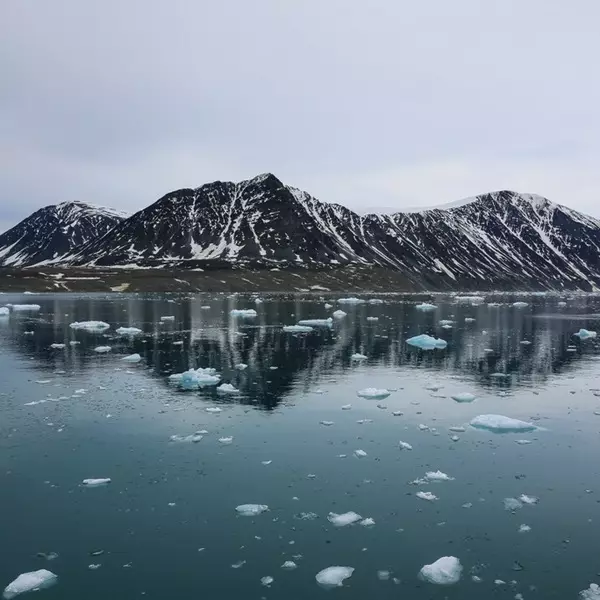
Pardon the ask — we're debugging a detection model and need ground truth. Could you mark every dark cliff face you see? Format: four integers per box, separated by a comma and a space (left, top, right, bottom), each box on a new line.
4, 176, 600, 291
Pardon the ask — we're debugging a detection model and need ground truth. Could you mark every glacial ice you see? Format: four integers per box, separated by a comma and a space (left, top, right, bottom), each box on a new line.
406, 334, 447, 350
205, 407, 222, 413
328, 511, 362, 526
50, 343, 65, 349
579, 583, 600, 598
230, 309, 257, 318
283, 325, 313, 333
93, 346, 111, 353
368, 298, 384, 304
217, 383, 240, 394
452, 392, 476, 403
218, 436, 234, 444
235, 363, 248, 370
10, 304, 41, 312
519, 524, 531, 533
171, 368, 221, 389
315, 566, 355, 588
121, 353, 141, 363
236, 504, 269, 516
351, 353, 367, 360
338, 297, 365, 304
281, 561, 297, 570
170, 432, 203, 443
519, 494, 538, 505
512, 302, 529, 308
70, 321, 110, 332
115, 327, 142, 335
3, 570, 57, 599
0, 307, 8, 316
575, 329, 597, 340
504, 497, 523, 511
357, 388, 391, 400
354, 449, 367, 458
260, 576, 273, 586
416, 491, 438, 501
332, 310, 347, 318
297, 318, 333, 327
415, 302, 437, 311
360, 517, 375, 526
398, 441, 413, 450
470, 414, 537, 433
82, 478, 111, 486
160, 316, 175, 322
419, 556, 462, 585
425, 470, 454, 482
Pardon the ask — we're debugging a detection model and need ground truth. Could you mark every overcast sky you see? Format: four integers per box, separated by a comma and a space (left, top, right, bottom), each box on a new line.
2, 0, 599, 232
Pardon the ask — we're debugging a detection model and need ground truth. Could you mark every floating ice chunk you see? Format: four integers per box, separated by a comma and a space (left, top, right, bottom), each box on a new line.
419, 556, 462, 585
261, 460, 272, 465
351, 353, 367, 361
452, 392, 476, 403
0, 307, 9, 316
357, 388, 390, 400
281, 561, 297, 570
392, 410, 403, 416
416, 491, 438, 501
425, 383, 444, 391
236, 504, 268, 516
297, 318, 333, 327
205, 407, 222, 413
50, 343, 65, 349
338, 297, 365, 305
398, 441, 413, 450
519, 494, 538, 505
558, 301, 567, 307
218, 436, 233, 444
332, 310, 347, 319
490, 372, 509, 378
515, 439, 533, 445
254, 298, 264, 304
575, 329, 597, 340
324, 303, 333, 309
160, 315, 175, 322
418, 424, 429, 431
520, 340, 532, 345
455, 295, 484, 304
366, 316, 379, 322
328, 511, 362, 526
170, 432, 203, 443
3, 569, 57, 599
470, 414, 537, 433
465, 317, 476, 323
11, 304, 41, 312
115, 327, 142, 336
175, 368, 221, 389
283, 325, 313, 333
519, 524, 531, 533
439, 319, 454, 326
504, 497, 523, 511
512, 301, 529, 308
425, 470, 454, 482
449, 426, 466, 432
341, 404, 352, 410
368, 298, 384, 304
235, 363, 248, 370
316, 566, 354, 588
260, 576, 273, 586
320, 420, 334, 426
406, 334, 447, 350
230, 309, 257, 318
580, 584, 600, 599
69, 341, 80, 346
82, 478, 111, 487
121, 353, 141, 363
70, 320, 110, 332
217, 383, 240, 394
360, 517, 375, 526
416, 302, 437, 311
354, 449, 367, 458
94, 346, 111, 353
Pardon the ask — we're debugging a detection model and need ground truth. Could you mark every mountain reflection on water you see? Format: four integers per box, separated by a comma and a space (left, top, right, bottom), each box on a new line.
1, 292, 600, 409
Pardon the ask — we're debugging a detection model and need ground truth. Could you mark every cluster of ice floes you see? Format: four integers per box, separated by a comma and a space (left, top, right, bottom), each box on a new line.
580, 583, 600, 598
406, 334, 447, 350
169, 368, 221, 389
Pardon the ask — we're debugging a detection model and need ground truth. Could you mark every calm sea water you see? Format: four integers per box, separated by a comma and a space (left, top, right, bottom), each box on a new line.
2, 292, 600, 599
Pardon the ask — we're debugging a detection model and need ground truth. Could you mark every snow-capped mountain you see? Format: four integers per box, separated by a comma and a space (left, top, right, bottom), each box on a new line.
0, 201, 128, 267
5, 175, 600, 290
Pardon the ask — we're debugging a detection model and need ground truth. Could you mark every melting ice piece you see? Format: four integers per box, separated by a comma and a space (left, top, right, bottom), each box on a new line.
451, 392, 476, 403
419, 556, 462, 585
406, 334, 447, 350
236, 504, 269, 516
170, 433, 203, 443
283, 325, 313, 333
297, 318, 333, 327
519, 524, 531, 533
315, 566, 355, 588
281, 561, 297, 570
324, 303, 333, 309
260, 576, 273, 586
50, 343, 65, 349
368, 298, 384, 304
230, 309, 257, 318
116, 327, 142, 335
519, 494, 538, 505
575, 329, 597, 340
328, 511, 362, 526
218, 436, 233, 444
235, 363, 248, 370
425, 470, 454, 482
504, 497, 523, 511
338, 297, 365, 305
354, 449, 367, 458
580, 584, 600, 599
11, 304, 41, 312
360, 517, 375, 526
82, 478, 111, 487
351, 353, 367, 361
415, 302, 437, 311
470, 414, 537, 433
320, 421, 334, 426
357, 388, 391, 400
0, 307, 9, 316
399, 441, 413, 450
70, 320, 110, 332
175, 368, 221, 389
465, 317, 476, 323
205, 407, 222, 413
121, 353, 141, 363
512, 301, 529, 308
94, 346, 111, 353
160, 316, 175, 322
3, 570, 57, 599
217, 383, 240, 394
332, 310, 347, 319
416, 491, 438, 501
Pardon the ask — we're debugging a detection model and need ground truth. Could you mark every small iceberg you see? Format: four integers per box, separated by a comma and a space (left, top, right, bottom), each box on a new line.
121, 353, 141, 363
519, 494, 539, 505
416, 302, 437, 311
281, 561, 297, 570
50, 343, 65, 349
332, 310, 347, 318
10, 304, 41, 312
338, 297, 365, 305
235, 504, 269, 516
512, 301, 529, 308
297, 318, 333, 327
451, 392, 476, 403
235, 363, 248, 370
504, 497, 523, 511
354, 449, 367, 458
93, 346, 111, 353
230, 309, 257, 318
580, 584, 600, 599
406, 334, 447, 350
283, 325, 313, 333
575, 329, 597, 340
416, 491, 438, 501
205, 407, 222, 413
519, 524, 531, 533
357, 388, 390, 400
419, 556, 462, 585
116, 327, 143, 336
3, 570, 57, 599
217, 383, 240, 394
160, 315, 175, 322
470, 414, 537, 433
360, 517, 375, 526
170, 432, 203, 443
425, 470, 454, 482
260, 576, 273, 587
350, 353, 367, 361
366, 316, 378, 322
82, 478, 111, 487
171, 368, 221, 389
327, 511, 362, 526
0, 307, 9, 316
218, 436, 234, 445
399, 441, 413, 450
70, 320, 110, 332
368, 298, 383, 304
315, 566, 354, 588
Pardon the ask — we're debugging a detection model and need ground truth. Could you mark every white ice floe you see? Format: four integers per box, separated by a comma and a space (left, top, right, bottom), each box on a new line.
512, 301, 529, 308
10, 304, 41, 312
160, 315, 175, 322
171, 368, 221, 389
425, 470, 454, 482
515, 439, 533, 445
218, 436, 233, 444
170, 432, 203, 443
94, 346, 111, 353
519, 524, 531, 533
3, 569, 57, 599
416, 302, 437, 311
230, 309, 257, 318
115, 327, 142, 335
70, 320, 110, 332
470, 414, 537, 433
281, 561, 297, 570
217, 383, 240, 394
82, 478, 111, 487
235, 363, 248, 370
121, 353, 141, 363
205, 407, 222, 413
504, 498, 523, 511
283, 325, 313, 333
351, 353, 367, 361
575, 329, 597, 340
50, 343, 65, 349
449, 426, 466, 432
354, 449, 367, 458
332, 310, 347, 319
465, 317, 476, 323
315, 566, 355, 588
260, 576, 273, 586
338, 297, 365, 305
320, 420, 334, 426
406, 334, 447, 350
580, 583, 600, 599
0, 307, 9, 316
357, 388, 390, 400
236, 504, 269, 516
520, 340, 532, 345
399, 441, 413, 450
419, 556, 462, 585
416, 491, 438, 501
297, 318, 333, 327
519, 494, 538, 505
360, 517, 375, 526
366, 316, 379, 322
328, 511, 362, 526
418, 424, 429, 431
341, 404, 352, 410
452, 392, 476, 403
368, 298, 384, 304
324, 303, 333, 309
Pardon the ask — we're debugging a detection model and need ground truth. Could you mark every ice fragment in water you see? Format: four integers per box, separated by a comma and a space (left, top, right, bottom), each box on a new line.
351, 353, 367, 360
297, 318, 333, 327
575, 328, 597, 340
0, 307, 9, 316
359, 517, 375, 526
205, 407, 222, 413
94, 346, 111, 353
49, 343, 65, 349
368, 298, 383, 304
354, 449, 367, 458
512, 301, 529, 308
425, 470, 454, 482
3, 570, 57, 599
520, 340, 532, 345
324, 303, 333, 309
230, 309, 257, 318
235, 363, 248, 370
418, 424, 429, 430
82, 478, 111, 487
261, 460, 272, 465
416, 491, 438, 501
170, 432, 203, 443
236, 504, 268, 516
519, 494, 538, 505
471, 414, 537, 433
11, 304, 41, 312
338, 297, 365, 304
260, 576, 273, 586
580, 583, 600, 599
504, 497, 523, 511
115, 327, 142, 335
415, 302, 437, 311
320, 421, 334, 426
160, 315, 175, 322
398, 441, 413, 450
327, 511, 362, 526
341, 404, 352, 410
332, 310, 347, 318
217, 383, 239, 394
357, 388, 390, 400
465, 317, 476, 322
121, 353, 141, 363
406, 334, 447, 350
281, 561, 297, 570
452, 392, 476, 403
419, 556, 462, 585
70, 320, 110, 332
519, 524, 531, 533
174, 368, 221, 389
283, 325, 313, 333
315, 566, 355, 588
449, 426, 466, 432
366, 316, 379, 322
218, 436, 233, 444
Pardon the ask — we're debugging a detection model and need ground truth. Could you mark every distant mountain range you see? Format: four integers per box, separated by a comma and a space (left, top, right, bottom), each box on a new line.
2, 173, 600, 290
